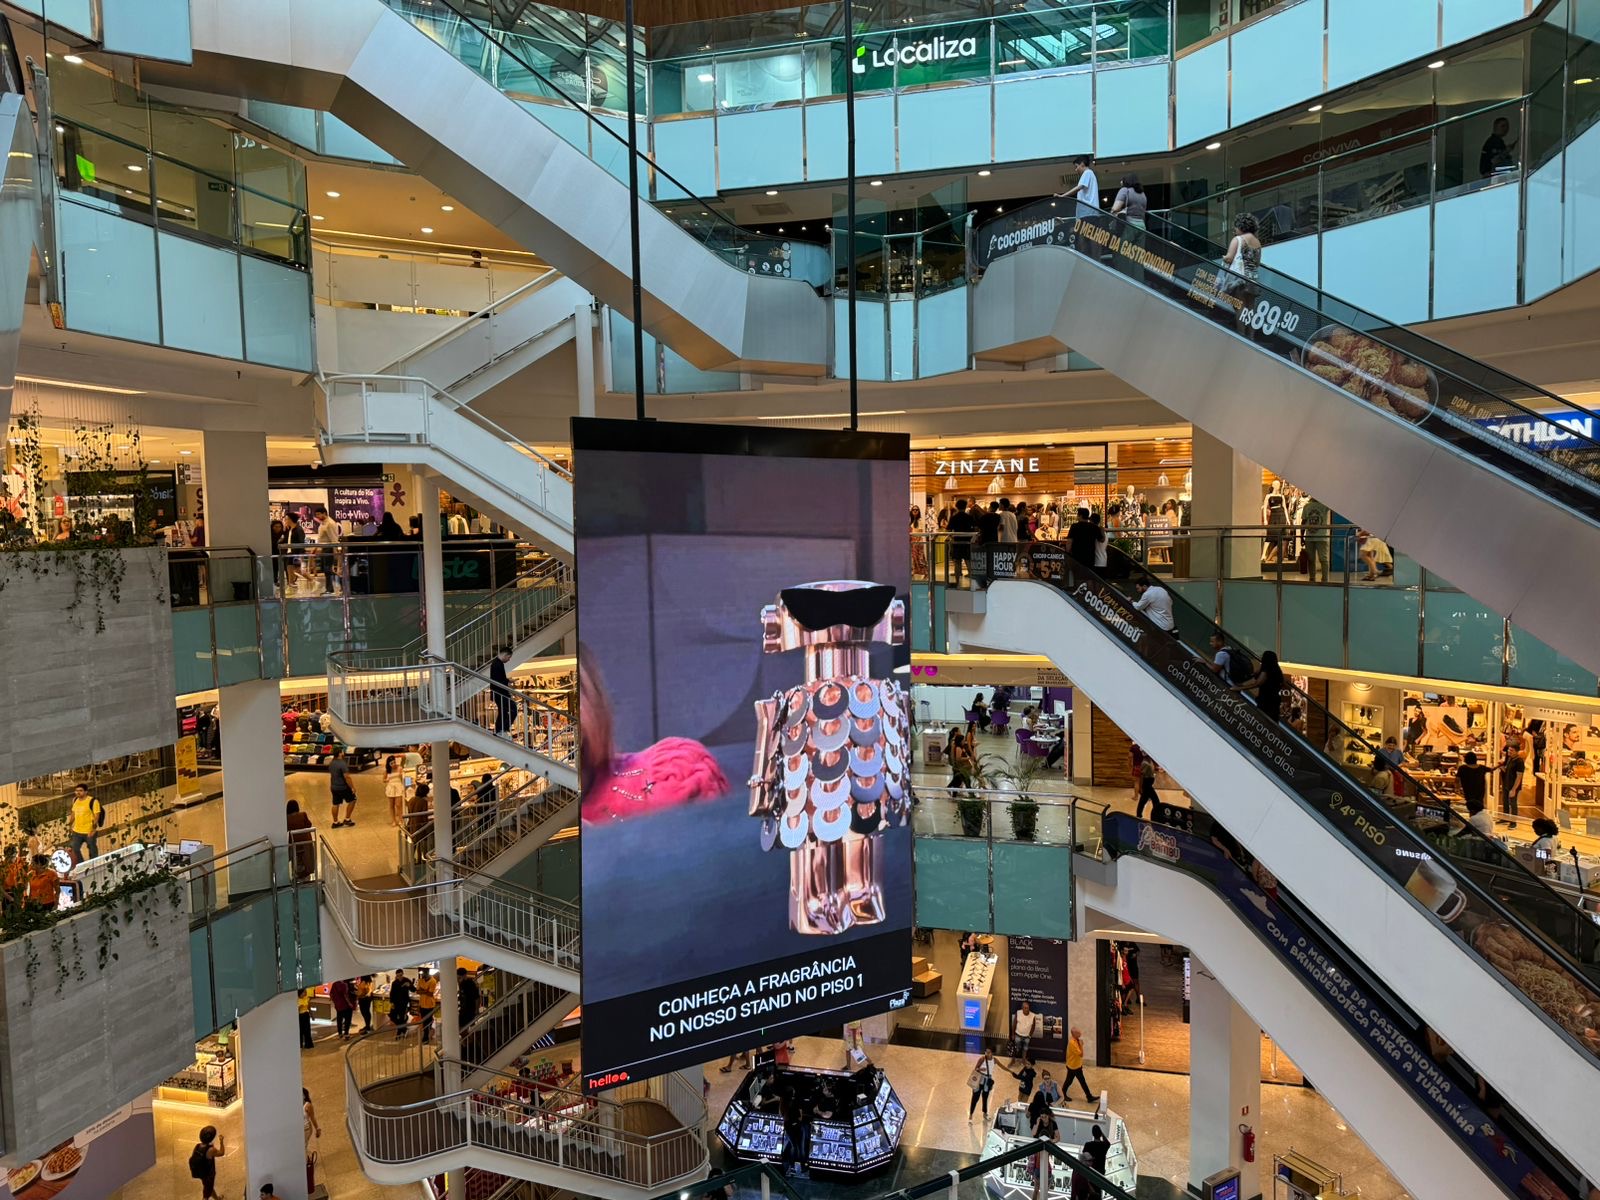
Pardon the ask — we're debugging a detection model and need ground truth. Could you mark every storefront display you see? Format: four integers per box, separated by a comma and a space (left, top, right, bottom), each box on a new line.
717, 1064, 903, 1176
157, 1035, 238, 1108
982, 1100, 1137, 1199
959, 946, 998, 1032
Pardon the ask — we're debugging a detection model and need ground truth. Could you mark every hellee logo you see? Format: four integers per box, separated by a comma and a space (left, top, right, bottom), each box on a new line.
854, 33, 980, 74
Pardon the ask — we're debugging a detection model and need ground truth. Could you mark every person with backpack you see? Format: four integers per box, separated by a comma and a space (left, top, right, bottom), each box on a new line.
189, 1125, 225, 1199
68, 784, 104, 865
389, 969, 414, 1037
1209, 632, 1253, 687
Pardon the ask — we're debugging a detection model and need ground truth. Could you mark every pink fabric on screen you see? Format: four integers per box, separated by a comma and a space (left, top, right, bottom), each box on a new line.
584, 737, 730, 822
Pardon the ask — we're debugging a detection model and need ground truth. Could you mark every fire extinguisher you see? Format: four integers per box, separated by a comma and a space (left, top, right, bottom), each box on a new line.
1239, 1123, 1256, 1163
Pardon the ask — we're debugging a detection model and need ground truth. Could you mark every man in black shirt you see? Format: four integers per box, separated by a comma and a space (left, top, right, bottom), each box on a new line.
976, 503, 1004, 586
1479, 116, 1515, 178
947, 499, 976, 585
457, 966, 481, 1029
488, 646, 515, 734
1457, 751, 1492, 834
1066, 507, 1099, 567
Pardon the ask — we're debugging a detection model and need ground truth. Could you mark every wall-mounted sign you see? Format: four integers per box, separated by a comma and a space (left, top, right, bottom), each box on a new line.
839, 21, 990, 91
1478, 409, 1595, 447
933, 456, 1040, 477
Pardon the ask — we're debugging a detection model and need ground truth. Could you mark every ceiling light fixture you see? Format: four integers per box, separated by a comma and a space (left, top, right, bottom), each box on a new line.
312, 214, 324, 221
869, 179, 883, 186
63, 54, 83, 64
697, 72, 715, 83
126, 163, 143, 172
420, 226, 434, 234
978, 169, 991, 177
1577, 77, 1595, 86
441, 204, 455, 211
1308, 104, 1323, 112
1206, 141, 1222, 150
766, 189, 778, 196
325, 190, 341, 198
15, 375, 145, 395
180, 449, 193, 456
1427, 59, 1445, 69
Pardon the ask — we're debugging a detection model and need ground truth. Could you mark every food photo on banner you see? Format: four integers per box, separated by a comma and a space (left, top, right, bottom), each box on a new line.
572, 419, 914, 1092
1, 1100, 155, 1200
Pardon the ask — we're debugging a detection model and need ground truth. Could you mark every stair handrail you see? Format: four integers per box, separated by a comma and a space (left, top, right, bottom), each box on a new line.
398, 556, 573, 664
458, 976, 576, 1067
379, 268, 573, 378
319, 371, 573, 482
402, 767, 574, 872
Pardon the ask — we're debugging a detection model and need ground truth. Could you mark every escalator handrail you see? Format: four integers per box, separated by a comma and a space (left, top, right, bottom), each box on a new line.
1096, 540, 1600, 939
972, 198, 1600, 518
972, 543, 1600, 1067
1099, 810, 1581, 1200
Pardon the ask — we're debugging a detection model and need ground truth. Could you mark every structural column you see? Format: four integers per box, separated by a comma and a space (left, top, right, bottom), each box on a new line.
1189, 428, 1265, 580
203, 431, 309, 1199
1188, 958, 1262, 1200
574, 303, 596, 418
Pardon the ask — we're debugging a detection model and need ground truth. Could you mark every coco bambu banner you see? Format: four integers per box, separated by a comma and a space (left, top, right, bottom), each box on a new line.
974, 542, 1600, 1062
572, 419, 914, 1092
1102, 813, 1564, 1199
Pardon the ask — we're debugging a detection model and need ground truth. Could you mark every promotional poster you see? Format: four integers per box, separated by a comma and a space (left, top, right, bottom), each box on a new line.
0, 1101, 155, 1200
1005, 936, 1068, 1061
573, 419, 914, 1092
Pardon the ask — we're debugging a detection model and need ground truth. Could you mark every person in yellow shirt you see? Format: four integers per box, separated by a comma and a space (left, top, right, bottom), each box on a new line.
298, 988, 315, 1050
1063, 1026, 1095, 1103
356, 975, 375, 1035
68, 784, 103, 865
416, 968, 440, 1044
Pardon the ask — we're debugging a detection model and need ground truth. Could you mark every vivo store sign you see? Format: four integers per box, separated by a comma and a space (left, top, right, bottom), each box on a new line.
1478, 409, 1595, 447
847, 23, 990, 89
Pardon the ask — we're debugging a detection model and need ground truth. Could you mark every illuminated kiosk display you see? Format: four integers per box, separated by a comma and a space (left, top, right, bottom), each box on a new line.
982, 1100, 1138, 1198
717, 1063, 905, 1175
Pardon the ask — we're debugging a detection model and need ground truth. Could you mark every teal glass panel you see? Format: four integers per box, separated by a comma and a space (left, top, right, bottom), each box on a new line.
1175, 36, 1228, 146
911, 583, 932, 653
214, 606, 264, 686
190, 926, 216, 1039
1347, 588, 1421, 675
898, 88, 993, 173
157, 232, 244, 359
101, 0, 191, 62
207, 895, 282, 1023
1280, 585, 1345, 670
991, 842, 1072, 939
1390, 552, 1423, 589
1508, 624, 1600, 696
241, 256, 314, 371
919, 287, 968, 377
259, 601, 286, 679
716, 109, 805, 189
661, 346, 743, 393
279, 889, 321, 989
994, 74, 1092, 163
1169, 580, 1217, 622
914, 837, 991, 932
1423, 590, 1504, 685
1094, 62, 1168, 158
171, 609, 217, 694
1218, 580, 1277, 657
59, 200, 160, 344
1229, 0, 1322, 126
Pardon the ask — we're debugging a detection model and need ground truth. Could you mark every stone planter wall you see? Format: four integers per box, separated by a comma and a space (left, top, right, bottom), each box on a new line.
0, 880, 194, 1162
0, 546, 176, 783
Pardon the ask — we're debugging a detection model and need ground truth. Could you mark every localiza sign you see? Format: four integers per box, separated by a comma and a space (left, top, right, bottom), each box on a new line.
844, 22, 990, 89
854, 31, 982, 72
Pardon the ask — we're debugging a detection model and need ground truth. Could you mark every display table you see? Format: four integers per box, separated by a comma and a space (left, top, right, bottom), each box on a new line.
982, 1099, 1137, 1200
717, 1063, 904, 1176
959, 950, 998, 1032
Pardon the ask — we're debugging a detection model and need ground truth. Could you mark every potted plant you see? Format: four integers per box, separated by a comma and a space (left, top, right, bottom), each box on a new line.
954, 753, 1005, 838
995, 753, 1052, 842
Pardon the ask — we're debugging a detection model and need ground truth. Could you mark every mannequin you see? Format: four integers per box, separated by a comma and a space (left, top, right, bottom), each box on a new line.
1263, 482, 1288, 564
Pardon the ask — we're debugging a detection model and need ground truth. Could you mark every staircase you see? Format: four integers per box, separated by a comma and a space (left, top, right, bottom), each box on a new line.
327, 648, 577, 791
459, 976, 579, 1081
398, 767, 577, 886
404, 559, 576, 693
318, 373, 574, 556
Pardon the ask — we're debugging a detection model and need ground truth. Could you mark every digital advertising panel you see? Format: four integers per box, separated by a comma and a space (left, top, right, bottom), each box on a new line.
572, 418, 913, 1092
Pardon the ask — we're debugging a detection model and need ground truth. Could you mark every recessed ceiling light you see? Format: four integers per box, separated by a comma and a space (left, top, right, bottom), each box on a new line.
63, 54, 83, 64
126, 163, 143, 172
16, 375, 143, 395
53, 124, 63, 133
1577, 77, 1595, 86
149, 459, 162, 464
1427, 59, 1445, 69
325, 190, 341, 198
179, 449, 193, 456
697, 72, 714, 83
978, 169, 991, 177
420, 226, 434, 234
765, 189, 778, 196
869, 179, 883, 187
1206, 141, 1222, 150
312, 214, 324, 221
441, 204, 454, 211
1308, 104, 1323, 112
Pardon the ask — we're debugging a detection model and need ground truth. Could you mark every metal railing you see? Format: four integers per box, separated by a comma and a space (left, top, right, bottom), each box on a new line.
912, 783, 1079, 846
320, 372, 573, 518
327, 648, 576, 774
458, 976, 577, 1070
345, 1036, 708, 1189
399, 557, 574, 674
319, 836, 579, 972
398, 767, 577, 885
381, 268, 574, 378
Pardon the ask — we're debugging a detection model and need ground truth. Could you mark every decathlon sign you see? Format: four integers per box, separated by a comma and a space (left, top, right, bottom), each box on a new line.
1478, 409, 1595, 447
843, 22, 990, 89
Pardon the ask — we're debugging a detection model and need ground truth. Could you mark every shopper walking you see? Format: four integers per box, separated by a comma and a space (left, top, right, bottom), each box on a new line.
1037, 1068, 1062, 1106
384, 755, 405, 827
416, 967, 440, 1044
1011, 1000, 1042, 1065
1300, 495, 1331, 582
312, 506, 340, 594
457, 966, 481, 1029
356, 975, 376, 1034
1230, 650, 1285, 721
285, 800, 316, 881
1132, 578, 1175, 632
1009, 1054, 1038, 1102
1500, 728, 1528, 821
330, 978, 355, 1041
284, 510, 306, 590
966, 1048, 997, 1120
303, 1087, 322, 1196
389, 969, 414, 1037
948, 499, 976, 585
1135, 756, 1160, 820
189, 1126, 225, 1199
297, 988, 315, 1049
1065, 507, 1098, 568
329, 748, 357, 827
67, 783, 103, 865
1063, 1027, 1095, 1102
489, 646, 516, 734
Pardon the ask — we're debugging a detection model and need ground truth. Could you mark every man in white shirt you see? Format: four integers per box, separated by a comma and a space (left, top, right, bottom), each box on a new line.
1063, 154, 1100, 210
1012, 1001, 1043, 1065
447, 506, 470, 536
311, 506, 340, 595
1132, 579, 1175, 631
998, 501, 1018, 543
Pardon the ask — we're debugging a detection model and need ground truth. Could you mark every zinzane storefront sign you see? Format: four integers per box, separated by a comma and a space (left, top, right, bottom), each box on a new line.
934, 456, 1040, 476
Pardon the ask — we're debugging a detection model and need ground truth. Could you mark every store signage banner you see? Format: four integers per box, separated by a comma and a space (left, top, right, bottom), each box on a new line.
840, 21, 990, 91
1006, 936, 1067, 1059
0, 1100, 155, 1200
330, 485, 385, 526
572, 418, 914, 1092
1102, 813, 1560, 1200
990, 543, 1600, 1059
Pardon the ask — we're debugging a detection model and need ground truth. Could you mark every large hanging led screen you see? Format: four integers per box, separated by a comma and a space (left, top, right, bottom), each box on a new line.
572, 419, 914, 1092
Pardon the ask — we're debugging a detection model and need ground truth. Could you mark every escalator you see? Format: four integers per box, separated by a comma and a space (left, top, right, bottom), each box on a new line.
1084, 809, 1583, 1200
138, 0, 828, 375
970, 199, 1600, 676
949, 546, 1600, 1182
